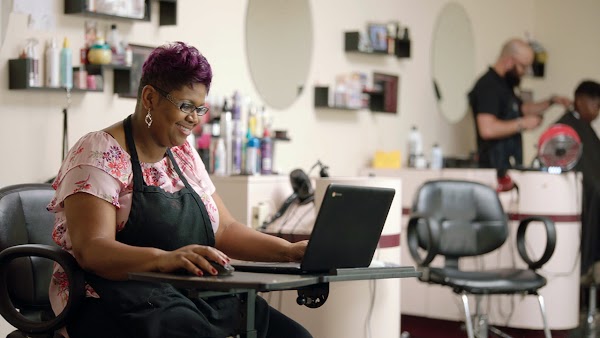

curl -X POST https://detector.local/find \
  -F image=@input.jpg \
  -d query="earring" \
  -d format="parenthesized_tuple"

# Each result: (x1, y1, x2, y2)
(145, 109, 152, 128)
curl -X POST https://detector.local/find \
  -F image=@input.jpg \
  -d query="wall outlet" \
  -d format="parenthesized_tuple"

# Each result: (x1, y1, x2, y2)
(251, 202, 270, 229)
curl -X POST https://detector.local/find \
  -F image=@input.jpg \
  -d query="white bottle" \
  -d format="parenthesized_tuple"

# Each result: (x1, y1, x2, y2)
(220, 110, 232, 175)
(407, 126, 423, 168)
(106, 24, 125, 61)
(430, 143, 443, 169)
(45, 38, 60, 88)
(214, 137, 227, 176)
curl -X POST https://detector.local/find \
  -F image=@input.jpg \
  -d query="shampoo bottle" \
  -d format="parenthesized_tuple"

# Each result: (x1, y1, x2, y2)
(60, 37, 73, 89)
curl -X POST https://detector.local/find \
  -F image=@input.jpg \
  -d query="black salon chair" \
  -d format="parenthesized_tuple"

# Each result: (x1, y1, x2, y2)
(407, 180, 556, 338)
(0, 184, 85, 338)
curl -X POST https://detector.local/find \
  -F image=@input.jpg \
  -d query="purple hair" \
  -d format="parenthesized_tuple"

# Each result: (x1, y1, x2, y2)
(138, 41, 212, 97)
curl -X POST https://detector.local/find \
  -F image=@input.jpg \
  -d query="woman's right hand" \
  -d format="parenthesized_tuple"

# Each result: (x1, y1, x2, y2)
(156, 244, 230, 276)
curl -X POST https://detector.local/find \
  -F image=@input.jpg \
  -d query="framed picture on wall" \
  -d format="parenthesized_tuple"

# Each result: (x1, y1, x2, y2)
(368, 24, 388, 52)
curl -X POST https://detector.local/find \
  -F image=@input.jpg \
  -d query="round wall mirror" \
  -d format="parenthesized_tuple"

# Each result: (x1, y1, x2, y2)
(431, 3, 475, 123)
(245, 0, 313, 110)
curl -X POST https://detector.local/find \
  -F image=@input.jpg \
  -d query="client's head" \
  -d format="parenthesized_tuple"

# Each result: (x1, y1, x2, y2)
(574, 80, 600, 123)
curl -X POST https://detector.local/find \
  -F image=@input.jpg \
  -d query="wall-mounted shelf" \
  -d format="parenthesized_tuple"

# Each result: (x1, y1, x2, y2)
(158, 0, 177, 26)
(344, 31, 411, 58)
(532, 60, 544, 77)
(64, 0, 177, 26)
(8, 59, 142, 97)
(85, 63, 133, 95)
(313, 86, 362, 111)
(8, 58, 102, 92)
(314, 72, 398, 113)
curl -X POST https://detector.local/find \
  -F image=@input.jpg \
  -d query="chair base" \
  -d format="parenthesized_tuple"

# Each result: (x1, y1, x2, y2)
(460, 292, 551, 338)
(466, 314, 531, 338)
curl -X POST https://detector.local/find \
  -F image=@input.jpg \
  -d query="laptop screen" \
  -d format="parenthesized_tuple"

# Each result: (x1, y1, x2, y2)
(299, 184, 395, 272)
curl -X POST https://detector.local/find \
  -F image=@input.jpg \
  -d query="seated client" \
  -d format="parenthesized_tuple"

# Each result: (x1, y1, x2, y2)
(553, 80, 600, 282)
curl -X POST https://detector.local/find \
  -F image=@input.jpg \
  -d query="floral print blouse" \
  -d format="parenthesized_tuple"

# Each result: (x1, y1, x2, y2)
(46, 131, 218, 325)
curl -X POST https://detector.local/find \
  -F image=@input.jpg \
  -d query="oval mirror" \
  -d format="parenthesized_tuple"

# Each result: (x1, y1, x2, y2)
(0, 1, 11, 49)
(245, 0, 313, 110)
(431, 3, 475, 123)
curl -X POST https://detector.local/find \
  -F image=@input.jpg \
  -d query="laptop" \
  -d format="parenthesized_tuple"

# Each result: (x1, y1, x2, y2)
(231, 184, 396, 274)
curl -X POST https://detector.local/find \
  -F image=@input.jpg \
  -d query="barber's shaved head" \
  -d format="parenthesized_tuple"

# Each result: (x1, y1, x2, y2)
(493, 38, 535, 82)
(499, 38, 534, 64)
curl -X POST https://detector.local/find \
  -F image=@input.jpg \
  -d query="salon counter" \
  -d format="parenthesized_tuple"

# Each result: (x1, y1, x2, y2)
(361, 168, 581, 331)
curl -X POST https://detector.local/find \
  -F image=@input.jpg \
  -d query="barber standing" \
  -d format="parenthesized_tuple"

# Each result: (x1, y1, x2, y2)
(468, 38, 571, 185)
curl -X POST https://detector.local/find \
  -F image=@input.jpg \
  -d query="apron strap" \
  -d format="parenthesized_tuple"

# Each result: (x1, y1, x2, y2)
(123, 115, 145, 192)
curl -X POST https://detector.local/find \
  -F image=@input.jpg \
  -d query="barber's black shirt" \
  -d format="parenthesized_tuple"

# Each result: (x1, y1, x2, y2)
(468, 67, 523, 176)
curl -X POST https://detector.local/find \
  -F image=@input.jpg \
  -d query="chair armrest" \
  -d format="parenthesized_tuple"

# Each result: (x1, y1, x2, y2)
(0, 244, 85, 334)
(406, 213, 440, 267)
(516, 216, 556, 270)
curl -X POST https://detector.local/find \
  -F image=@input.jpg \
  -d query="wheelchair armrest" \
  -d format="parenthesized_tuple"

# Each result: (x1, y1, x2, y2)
(0, 244, 85, 334)
(406, 213, 440, 267)
(516, 216, 556, 270)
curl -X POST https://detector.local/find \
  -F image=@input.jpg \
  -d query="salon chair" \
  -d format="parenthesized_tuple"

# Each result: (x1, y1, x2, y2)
(407, 180, 556, 338)
(0, 184, 254, 338)
(0, 184, 85, 338)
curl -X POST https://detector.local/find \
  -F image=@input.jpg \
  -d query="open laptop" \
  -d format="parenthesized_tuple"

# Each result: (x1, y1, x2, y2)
(231, 184, 396, 274)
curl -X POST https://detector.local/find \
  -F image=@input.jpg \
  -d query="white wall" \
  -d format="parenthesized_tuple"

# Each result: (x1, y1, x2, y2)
(1, 0, 598, 186)
(0, 0, 539, 186)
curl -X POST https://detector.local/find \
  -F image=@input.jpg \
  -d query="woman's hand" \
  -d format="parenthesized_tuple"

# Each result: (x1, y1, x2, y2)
(287, 240, 309, 262)
(156, 245, 230, 276)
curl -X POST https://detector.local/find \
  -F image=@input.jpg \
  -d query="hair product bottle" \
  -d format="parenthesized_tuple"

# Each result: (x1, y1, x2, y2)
(231, 120, 243, 175)
(60, 37, 73, 89)
(25, 38, 40, 87)
(220, 108, 232, 176)
(45, 38, 60, 88)
(407, 125, 423, 168)
(214, 136, 226, 176)
(245, 132, 260, 175)
(430, 143, 443, 169)
(260, 127, 273, 175)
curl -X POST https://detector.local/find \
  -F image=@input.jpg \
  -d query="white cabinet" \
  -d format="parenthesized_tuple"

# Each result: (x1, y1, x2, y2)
(210, 175, 293, 227)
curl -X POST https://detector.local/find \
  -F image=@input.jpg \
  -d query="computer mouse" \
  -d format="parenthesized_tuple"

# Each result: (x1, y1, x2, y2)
(209, 260, 235, 276)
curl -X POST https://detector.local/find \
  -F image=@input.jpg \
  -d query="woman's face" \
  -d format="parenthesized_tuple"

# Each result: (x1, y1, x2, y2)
(152, 82, 208, 148)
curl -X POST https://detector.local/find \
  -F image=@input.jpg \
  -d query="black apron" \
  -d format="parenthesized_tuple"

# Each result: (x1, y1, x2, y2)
(78, 115, 268, 338)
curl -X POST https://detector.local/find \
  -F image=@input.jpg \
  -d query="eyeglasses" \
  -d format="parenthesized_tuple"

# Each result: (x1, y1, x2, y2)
(152, 86, 209, 117)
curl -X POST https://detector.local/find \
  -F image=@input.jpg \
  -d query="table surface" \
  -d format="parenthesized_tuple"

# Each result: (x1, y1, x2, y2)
(129, 266, 421, 292)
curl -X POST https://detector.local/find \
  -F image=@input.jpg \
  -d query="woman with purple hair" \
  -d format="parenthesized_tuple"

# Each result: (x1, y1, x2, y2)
(47, 41, 312, 338)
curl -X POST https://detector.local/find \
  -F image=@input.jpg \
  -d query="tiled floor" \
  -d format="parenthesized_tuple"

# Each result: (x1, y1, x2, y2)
(401, 312, 598, 338)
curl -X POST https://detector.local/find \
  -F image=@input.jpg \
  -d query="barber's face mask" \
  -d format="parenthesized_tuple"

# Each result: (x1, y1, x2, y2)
(505, 66, 521, 88)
